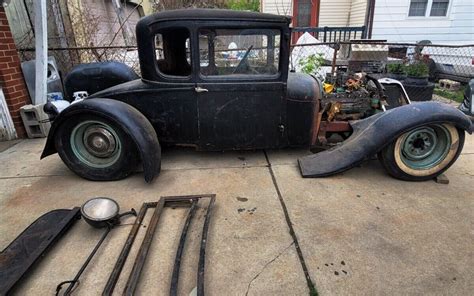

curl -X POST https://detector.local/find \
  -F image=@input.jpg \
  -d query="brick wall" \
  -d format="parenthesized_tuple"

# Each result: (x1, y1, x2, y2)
(0, 7, 31, 138)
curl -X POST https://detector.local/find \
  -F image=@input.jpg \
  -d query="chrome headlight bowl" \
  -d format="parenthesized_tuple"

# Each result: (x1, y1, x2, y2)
(81, 197, 120, 228)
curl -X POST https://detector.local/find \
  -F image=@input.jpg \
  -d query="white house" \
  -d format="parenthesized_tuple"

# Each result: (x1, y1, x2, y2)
(261, 0, 474, 44)
(371, 0, 474, 44)
(261, 0, 368, 27)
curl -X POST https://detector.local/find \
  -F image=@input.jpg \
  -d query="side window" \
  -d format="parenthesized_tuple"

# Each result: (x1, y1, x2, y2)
(199, 29, 280, 77)
(154, 27, 191, 77)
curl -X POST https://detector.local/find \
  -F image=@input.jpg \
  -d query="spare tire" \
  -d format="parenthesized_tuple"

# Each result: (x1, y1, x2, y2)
(64, 62, 139, 101)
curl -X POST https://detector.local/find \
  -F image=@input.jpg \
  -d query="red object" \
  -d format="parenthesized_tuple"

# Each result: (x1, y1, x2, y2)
(0, 7, 31, 138)
(292, 0, 320, 44)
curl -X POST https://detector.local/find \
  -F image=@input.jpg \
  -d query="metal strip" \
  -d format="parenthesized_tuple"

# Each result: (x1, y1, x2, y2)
(124, 198, 165, 295)
(105, 195, 215, 295)
(102, 203, 156, 295)
(60, 226, 112, 295)
(197, 195, 216, 296)
(169, 199, 198, 296)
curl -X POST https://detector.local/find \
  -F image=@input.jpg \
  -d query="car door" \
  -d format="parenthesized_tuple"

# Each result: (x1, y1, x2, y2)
(195, 27, 286, 150)
(131, 25, 199, 145)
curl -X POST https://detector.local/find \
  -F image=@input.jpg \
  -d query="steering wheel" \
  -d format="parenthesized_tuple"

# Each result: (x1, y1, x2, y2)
(232, 45, 254, 74)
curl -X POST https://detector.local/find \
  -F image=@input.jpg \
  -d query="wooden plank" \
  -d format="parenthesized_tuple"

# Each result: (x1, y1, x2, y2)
(0, 88, 18, 141)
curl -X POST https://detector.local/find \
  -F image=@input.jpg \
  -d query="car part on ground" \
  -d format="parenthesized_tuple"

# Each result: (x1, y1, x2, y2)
(104, 194, 215, 296)
(0, 208, 81, 294)
(298, 102, 472, 181)
(81, 197, 131, 228)
(459, 79, 474, 117)
(56, 198, 136, 295)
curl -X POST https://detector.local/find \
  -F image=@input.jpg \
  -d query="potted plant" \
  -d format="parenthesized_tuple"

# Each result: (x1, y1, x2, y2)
(405, 61, 429, 85)
(402, 61, 434, 101)
(386, 63, 406, 81)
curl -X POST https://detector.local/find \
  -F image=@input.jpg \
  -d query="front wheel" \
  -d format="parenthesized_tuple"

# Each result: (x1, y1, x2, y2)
(55, 114, 138, 181)
(378, 123, 465, 181)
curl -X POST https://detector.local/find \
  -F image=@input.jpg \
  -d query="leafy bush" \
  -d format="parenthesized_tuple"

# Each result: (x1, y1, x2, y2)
(227, 0, 260, 12)
(405, 62, 429, 77)
(298, 54, 325, 76)
(387, 63, 406, 74)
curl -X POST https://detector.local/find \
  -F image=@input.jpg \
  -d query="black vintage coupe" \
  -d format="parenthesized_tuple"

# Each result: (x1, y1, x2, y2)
(41, 9, 472, 182)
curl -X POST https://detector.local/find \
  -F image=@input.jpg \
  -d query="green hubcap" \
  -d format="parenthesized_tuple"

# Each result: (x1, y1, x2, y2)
(70, 120, 121, 168)
(400, 124, 451, 170)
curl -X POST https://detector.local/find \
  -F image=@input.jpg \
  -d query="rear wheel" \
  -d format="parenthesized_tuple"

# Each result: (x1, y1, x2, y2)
(55, 114, 138, 181)
(378, 123, 464, 181)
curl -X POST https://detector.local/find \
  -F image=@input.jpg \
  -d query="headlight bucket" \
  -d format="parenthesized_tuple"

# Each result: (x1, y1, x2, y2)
(81, 197, 120, 228)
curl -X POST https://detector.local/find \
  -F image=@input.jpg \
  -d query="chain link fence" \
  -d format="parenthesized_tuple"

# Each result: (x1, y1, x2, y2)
(18, 46, 140, 76)
(17, 41, 473, 103)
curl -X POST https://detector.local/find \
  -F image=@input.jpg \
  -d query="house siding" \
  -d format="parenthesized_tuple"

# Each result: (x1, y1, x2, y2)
(319, 0, 351, 27)
(261, 0, 293, 16)
(349, 0, 368, 26)
(371, 0, 474, 44)
(261, 0, 368, 27)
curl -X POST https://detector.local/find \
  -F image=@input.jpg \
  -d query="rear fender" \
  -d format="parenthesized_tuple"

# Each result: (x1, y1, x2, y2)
(41, 99, 160, 183)
(298, 102, 473, 177)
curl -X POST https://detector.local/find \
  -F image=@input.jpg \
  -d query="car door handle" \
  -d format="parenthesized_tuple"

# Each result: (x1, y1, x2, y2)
(195, 87, 209, 93)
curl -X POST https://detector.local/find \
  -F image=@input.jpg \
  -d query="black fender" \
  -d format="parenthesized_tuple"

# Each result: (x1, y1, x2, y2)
(298, 102, 473, 177)
(41, 99, 161, 183)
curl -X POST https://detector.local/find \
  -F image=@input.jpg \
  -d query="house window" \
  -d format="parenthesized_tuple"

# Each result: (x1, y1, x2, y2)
(430, 0, 449, 16)
(409, 0, 428, 16)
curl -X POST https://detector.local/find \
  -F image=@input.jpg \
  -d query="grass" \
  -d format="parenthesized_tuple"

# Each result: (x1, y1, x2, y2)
(433, 84, 466, 103)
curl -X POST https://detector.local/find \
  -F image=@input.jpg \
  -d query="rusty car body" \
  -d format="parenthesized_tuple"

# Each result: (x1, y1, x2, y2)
(41, 9, 472, 182)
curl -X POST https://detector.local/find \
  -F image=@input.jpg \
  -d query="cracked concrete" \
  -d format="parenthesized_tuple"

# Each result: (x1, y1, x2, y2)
(0, 134, 473, 295)
(245, 241, 295, 296)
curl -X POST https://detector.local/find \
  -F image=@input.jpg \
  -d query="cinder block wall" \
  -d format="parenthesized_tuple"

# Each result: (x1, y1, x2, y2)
(0, 6, 31, 138)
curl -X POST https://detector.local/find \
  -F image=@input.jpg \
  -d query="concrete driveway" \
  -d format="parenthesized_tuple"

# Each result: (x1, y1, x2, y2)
(0, 136, 473, 295)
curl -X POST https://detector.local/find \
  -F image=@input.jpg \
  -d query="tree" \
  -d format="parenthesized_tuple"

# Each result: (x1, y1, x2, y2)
(227, 0, 260, 12)
(153, 0, 227, 11)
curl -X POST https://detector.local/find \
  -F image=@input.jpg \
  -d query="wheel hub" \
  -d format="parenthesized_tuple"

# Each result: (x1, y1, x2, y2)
(83, 126, 116, 158)
(402, 127, 437, 160)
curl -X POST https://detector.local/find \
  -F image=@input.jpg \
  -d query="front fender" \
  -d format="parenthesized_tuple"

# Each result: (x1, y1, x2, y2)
(41, 99, 160, 183)
(298, 102, 473, 177)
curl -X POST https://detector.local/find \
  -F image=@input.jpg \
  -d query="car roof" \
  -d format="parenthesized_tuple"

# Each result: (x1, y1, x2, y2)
(140, 8, 291, 25)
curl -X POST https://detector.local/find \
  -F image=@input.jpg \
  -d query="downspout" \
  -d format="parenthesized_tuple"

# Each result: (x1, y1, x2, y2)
(364, 0, 376, 39)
